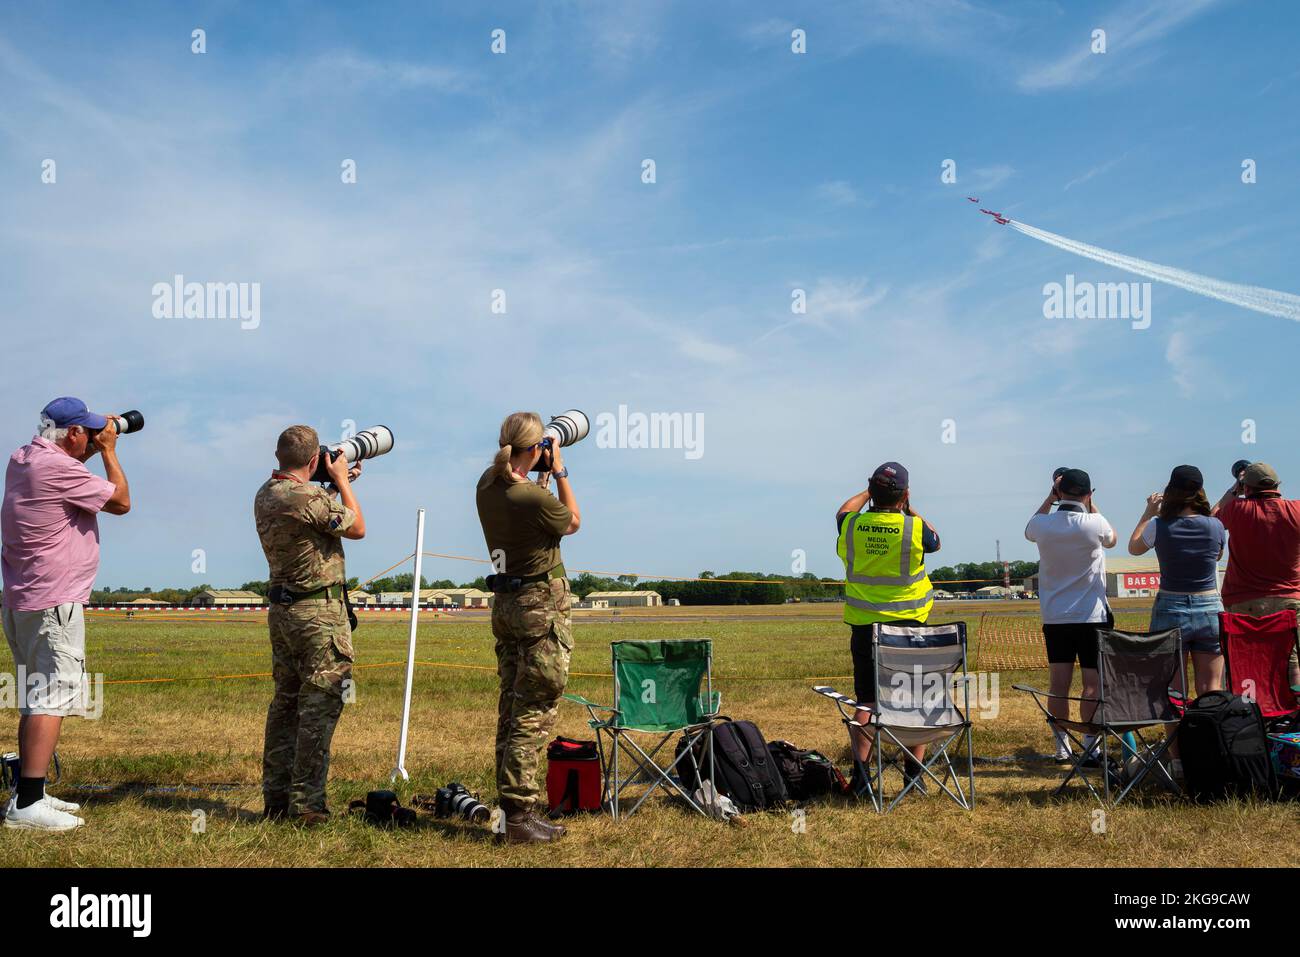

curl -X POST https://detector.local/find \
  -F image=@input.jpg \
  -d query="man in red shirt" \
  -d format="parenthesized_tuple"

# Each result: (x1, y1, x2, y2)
(1213, 461, 1300, 685)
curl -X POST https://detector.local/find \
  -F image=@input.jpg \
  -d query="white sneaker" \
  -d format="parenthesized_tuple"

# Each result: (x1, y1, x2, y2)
(44, 793, 81, 813)
(1054, 744, 1073, 762)
(6, 791, 79, 813)
(4, 796, 84, 831)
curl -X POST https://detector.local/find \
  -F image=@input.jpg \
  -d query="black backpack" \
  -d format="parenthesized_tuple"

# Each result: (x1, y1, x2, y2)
(767, 740, 850, 801)
(1179, 691, 1278, 802)
(676, 719, 788, 811)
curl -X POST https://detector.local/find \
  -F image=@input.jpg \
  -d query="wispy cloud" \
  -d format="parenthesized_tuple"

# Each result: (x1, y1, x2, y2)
(1064, 155, 1125, 191)
(300, 51, 470, 93)
(815, 180, 870, 207)
(758, 277, 889, 341)
(967, 164, 1016, 193)
(1018, 0, 1223, 92)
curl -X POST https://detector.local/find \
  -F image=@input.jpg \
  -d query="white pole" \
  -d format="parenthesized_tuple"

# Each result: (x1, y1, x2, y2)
(390, 508, 426, 783)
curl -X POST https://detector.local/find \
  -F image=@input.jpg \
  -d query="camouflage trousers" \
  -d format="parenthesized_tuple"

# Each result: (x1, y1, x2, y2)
(263, 599, 353, 815)
(493, 578, 573, 808)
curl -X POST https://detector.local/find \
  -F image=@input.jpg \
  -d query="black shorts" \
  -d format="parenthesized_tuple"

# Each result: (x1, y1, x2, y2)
(850, 620, 924, 705)
(1042, 612, 1114, 669)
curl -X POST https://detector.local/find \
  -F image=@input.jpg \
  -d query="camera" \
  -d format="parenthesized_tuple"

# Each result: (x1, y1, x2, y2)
(531, 410, 589, 473)
(110, 410, 145, 434)
(433, 782, 490, 822)
(310, 425, 395, 484)
(88, 410, 144, 438)
(1231, 460, 1252, 480)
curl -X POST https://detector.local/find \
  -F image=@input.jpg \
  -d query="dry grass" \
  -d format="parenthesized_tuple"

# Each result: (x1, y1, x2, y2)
(1, 606, 1292, 867)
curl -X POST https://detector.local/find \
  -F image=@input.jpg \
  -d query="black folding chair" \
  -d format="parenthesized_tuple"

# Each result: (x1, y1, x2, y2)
(1015, 627, 1184, 806)
(814, 621, 974, 813)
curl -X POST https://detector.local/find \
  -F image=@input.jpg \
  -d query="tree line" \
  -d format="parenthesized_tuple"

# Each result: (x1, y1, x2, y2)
(85, 562, 1036, 607)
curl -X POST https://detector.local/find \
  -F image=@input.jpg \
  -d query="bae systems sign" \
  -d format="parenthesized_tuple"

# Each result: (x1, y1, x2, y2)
(1122, 573, 1161, 590)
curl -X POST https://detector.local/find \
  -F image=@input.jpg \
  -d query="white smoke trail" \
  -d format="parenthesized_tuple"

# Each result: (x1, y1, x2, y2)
(1008, 220, 1300, 322)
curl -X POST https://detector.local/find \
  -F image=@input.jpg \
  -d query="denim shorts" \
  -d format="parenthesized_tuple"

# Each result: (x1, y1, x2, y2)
(1150, 592, 1223, 654)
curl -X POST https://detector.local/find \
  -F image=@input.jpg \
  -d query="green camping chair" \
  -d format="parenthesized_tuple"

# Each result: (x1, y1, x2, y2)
(564, 638, 722, 819)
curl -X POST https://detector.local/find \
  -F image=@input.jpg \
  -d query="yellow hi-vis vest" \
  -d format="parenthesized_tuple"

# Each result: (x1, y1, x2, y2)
(836, 510, 934, 625)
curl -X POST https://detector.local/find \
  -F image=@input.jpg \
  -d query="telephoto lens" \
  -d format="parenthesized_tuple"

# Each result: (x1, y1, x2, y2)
(110, 410, 145, 434)
(433, 782, 490, 822)
(543, 410, 590, 448)
(531, 410, 589, 473)
(310, 425, 395, 483)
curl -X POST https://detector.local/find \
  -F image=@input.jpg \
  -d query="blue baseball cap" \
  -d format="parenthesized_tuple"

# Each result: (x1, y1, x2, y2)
(870, 461, 909, 490)
(41, 397, 108, 431)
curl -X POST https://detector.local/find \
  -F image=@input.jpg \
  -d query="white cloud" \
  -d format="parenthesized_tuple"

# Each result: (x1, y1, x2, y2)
(967, 164, 1016, 193)
(678, 335, 742, 364)
(815, 180, 869, 207)
(1018, 0, 1223, 92)
(299, 51, 470, 93)
(1064, 155, 1125, 191)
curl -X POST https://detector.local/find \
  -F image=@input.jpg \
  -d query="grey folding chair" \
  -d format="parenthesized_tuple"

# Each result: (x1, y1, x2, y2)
(1015, 627, 1184, 806)
(814, 620, 974, 813)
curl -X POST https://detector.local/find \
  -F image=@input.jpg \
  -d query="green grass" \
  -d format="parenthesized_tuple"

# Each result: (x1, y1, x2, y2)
(0, 608, 1292, 867)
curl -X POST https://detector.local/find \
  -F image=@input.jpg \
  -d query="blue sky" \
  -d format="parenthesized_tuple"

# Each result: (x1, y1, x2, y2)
(2, 0, 1299, 589)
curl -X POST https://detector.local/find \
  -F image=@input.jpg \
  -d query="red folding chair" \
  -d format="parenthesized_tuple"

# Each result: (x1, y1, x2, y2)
(1219, 610, 1300, 727)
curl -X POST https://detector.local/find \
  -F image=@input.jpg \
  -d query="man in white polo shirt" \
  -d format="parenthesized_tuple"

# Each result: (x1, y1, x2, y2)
(2, 397, 131, 831)
(1025, 468, 1116, 762)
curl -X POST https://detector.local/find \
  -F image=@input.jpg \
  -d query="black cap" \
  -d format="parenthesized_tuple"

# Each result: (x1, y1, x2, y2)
(870, 461, 909, 491)
(1058, 468, 1092, 496)
(1168, 465, 1204, 493)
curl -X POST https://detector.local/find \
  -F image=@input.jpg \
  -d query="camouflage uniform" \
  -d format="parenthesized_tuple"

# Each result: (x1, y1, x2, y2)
(493, 577, 573, 808)
(254, 474, 355, 815)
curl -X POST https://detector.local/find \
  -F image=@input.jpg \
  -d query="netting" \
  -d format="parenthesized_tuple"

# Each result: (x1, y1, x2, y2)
(975, 612, 1152, 671)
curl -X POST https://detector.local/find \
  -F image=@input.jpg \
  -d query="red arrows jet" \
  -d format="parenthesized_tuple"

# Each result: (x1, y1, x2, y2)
(967, 196, 980, 203)
(993, 215, 1010, 225)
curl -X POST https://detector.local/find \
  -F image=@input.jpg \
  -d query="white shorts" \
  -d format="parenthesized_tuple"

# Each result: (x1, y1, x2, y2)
(2, 603, 90, 716)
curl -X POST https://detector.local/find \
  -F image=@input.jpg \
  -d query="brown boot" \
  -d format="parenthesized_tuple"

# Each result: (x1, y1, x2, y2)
(503, 814, 559, 844)
(533, 812, 566, 837)
(291, 809, 331, 827)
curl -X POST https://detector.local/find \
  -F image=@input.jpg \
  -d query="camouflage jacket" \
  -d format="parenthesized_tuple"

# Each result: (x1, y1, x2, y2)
(254, 474, 354, 592)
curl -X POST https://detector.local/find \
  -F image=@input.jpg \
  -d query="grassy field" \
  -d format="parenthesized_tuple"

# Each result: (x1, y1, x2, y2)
(1, 603, 1294, 868)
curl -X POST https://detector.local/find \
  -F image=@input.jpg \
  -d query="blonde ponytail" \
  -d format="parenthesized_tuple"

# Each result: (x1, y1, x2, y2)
(478, 413, 544, 490)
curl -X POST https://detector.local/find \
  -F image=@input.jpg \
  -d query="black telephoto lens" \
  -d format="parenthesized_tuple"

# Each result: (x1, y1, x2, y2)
(112, 410, 145, 434)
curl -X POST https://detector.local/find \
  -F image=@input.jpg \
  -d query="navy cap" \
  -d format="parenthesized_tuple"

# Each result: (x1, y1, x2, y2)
(1058, 468, 1092, 496)
(41, 397, 107, 431)
(1168, 465, 1204, 492)
(870, 461, 909, 491)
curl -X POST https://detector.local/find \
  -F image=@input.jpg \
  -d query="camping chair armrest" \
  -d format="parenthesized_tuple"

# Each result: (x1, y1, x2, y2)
(562, 692, 619, 713)
(701, 690, 723, 718)
(1012, 684, 1099, 704)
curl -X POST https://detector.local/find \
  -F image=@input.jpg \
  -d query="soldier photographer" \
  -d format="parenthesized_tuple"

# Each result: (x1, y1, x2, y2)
(254, 425, 365, 825)
(475, 412, 581, 845)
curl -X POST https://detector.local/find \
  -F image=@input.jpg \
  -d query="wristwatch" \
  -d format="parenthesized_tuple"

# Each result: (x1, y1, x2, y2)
(552, 467, 569, 480)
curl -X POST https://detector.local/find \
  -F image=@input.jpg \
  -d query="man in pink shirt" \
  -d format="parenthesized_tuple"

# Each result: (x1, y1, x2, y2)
(2, 397, 131, 831)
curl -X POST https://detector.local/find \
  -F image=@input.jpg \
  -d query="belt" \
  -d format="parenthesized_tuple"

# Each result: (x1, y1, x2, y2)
(486, 564, 566, 594)
(269, 583, 344, 604)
